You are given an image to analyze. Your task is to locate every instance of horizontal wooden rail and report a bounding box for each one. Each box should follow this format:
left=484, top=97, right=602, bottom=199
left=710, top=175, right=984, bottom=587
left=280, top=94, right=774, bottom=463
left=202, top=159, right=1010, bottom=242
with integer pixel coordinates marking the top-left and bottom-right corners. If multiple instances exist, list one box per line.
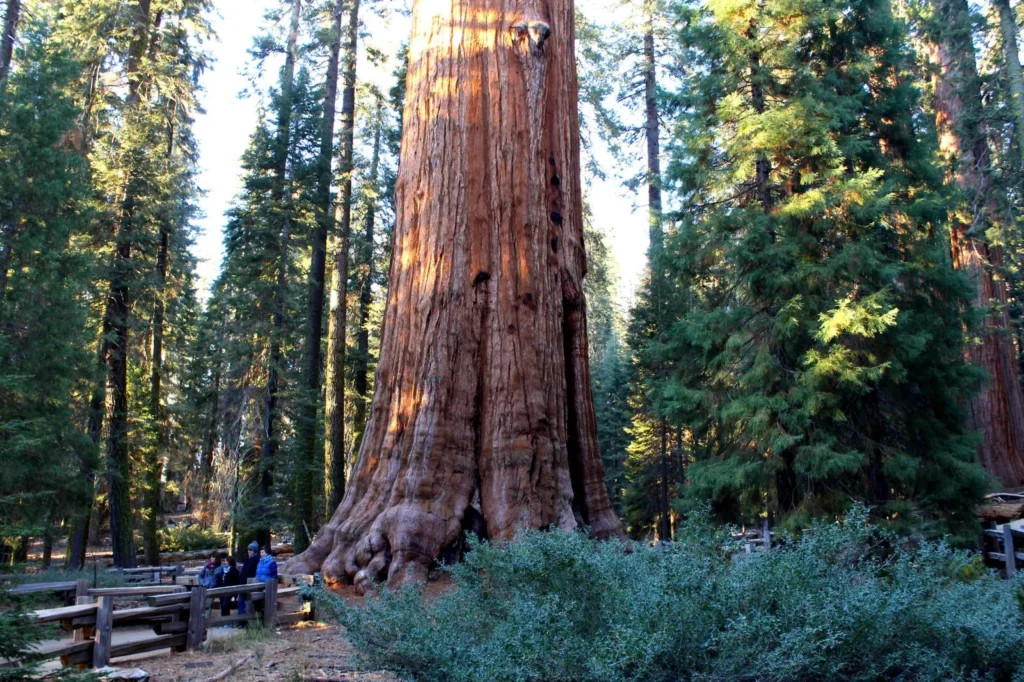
left=13, top=575, right=315, bottom=670
left=88, top=585, right=185, bottom=598
left=31, top=603, right=98, bottom=625
left=8, top=581, right=78, bottom=595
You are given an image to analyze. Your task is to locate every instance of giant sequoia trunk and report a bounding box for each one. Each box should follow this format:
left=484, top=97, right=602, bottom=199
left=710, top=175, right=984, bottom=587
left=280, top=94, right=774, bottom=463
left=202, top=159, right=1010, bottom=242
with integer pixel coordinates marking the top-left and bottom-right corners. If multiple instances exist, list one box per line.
left=285, top=0, right=622, bottom=589
left=931, top=0, right=1024, bottom=487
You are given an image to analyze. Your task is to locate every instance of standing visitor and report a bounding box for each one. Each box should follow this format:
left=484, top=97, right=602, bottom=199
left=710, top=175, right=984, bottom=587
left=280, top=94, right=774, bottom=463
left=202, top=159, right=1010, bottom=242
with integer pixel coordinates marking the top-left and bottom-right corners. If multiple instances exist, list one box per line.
left=199, top=553, right=218, bottom=589
left=238, top=541, right=260, bottom=615
left=216, top=555, right=241, bottom=618
left=256, top=546, right=278, bottom=582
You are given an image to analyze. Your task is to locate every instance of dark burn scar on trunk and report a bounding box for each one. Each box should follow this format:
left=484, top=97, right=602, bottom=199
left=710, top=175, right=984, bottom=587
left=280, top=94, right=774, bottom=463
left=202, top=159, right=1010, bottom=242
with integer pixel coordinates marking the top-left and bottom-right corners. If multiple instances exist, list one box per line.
left=551, top=237, right=559, bottom=252
left=473, top=271, right=491, bottom=286
left=522, top=292, right=536, bottom=309
left=551, top=175, right=560, bottom=187
left=550, top=211, right=563, bottom=225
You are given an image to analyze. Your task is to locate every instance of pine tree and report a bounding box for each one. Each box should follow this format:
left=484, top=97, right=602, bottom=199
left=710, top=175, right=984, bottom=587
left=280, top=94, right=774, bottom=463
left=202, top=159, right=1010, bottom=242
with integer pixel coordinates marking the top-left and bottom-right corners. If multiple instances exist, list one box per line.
left=662, top=0, right=987, bottom=535
left=0, top=7, right=95, bottom=562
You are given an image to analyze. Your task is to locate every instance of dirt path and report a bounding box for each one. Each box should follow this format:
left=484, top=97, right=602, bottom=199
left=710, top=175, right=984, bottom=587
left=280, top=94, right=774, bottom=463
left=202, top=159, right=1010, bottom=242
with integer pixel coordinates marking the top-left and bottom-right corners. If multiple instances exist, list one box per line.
left=137, top=623, right=397, bottom=682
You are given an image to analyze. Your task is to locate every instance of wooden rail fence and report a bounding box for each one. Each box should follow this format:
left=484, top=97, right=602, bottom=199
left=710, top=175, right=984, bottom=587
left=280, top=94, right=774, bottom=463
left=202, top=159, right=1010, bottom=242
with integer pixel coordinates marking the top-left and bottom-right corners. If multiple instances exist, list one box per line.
left=3, top=576, right=313, bottom=670
left=982, top=522, right=1024, bottom=577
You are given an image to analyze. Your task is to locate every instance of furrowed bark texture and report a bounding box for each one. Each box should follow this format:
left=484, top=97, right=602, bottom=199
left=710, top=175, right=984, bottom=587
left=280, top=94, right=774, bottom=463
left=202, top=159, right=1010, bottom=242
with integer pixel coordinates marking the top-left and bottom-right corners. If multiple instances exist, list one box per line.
left=931, top=0, right=1024, bottom=487
left=285, top=0, right=622, bottom=589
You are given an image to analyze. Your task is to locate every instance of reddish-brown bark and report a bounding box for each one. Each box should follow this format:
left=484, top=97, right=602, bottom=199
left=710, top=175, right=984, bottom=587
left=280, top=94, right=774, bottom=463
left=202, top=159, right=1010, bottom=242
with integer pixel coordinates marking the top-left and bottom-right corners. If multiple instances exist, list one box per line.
left=285, top=0, right=622, bottom=590
left=930, top=0, right=1024, bottom=488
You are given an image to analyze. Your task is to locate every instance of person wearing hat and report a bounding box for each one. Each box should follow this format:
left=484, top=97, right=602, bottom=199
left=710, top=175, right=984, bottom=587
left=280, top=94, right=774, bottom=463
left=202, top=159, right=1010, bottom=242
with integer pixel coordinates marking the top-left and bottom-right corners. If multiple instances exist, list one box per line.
left=237, top=541, right=260, bottom=616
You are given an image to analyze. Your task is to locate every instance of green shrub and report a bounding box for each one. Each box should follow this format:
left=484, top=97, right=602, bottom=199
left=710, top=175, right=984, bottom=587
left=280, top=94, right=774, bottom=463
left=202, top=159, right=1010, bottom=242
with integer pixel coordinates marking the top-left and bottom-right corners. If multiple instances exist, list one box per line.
left=321, top=509, right=1024, bottom=682
left=0, top=592, right=40, bottom=681
left=158, top=524, right=225, bottom=552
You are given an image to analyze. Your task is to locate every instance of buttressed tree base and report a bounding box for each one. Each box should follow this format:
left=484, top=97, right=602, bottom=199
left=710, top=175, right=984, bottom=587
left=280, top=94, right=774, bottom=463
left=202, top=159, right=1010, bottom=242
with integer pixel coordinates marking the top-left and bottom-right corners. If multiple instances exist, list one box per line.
left=284, top=0, right=623, bottom=591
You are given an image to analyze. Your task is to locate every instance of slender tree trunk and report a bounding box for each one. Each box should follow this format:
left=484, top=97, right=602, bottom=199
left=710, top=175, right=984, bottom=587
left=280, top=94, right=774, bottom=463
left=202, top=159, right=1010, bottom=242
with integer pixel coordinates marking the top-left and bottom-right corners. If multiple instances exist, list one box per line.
left=643, top=14, right=662, bottom=253
left=144, top=220, right=170, bottom=566
left=100, top=0, right=154, bottom=569
left=0, top=0, right=20, bottom=90
left=260, top=0, right=302, bottom=549
left=199, top=369, right=221, bottom=528
left=353, top=110, right=382, bottom=457
left=297, top=0, right=345, bottom=533
left=658, top=418, right=670, bottom=540
left=286, top=0, right=622, bottom=590
left=0, top=0, right=22, bottom=294
left=930, top=0, right=1024, bottom=487
left=321, top=0, right=360, bottom=530
left=996, top=0, right=1024, bottom=164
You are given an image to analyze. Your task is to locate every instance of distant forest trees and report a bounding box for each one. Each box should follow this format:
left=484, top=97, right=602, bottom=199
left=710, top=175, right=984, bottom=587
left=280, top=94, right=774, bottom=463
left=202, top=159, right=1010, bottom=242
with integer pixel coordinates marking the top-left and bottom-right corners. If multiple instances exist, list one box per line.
left=3, top=0, right=1024, bottom=570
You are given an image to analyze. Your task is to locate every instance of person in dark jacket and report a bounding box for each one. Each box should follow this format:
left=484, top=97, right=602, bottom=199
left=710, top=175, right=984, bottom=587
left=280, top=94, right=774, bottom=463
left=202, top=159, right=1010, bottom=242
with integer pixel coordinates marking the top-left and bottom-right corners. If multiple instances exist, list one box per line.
left=216, top=556, right=241, bottom=618
left=238, top=541, right=260, bottom=616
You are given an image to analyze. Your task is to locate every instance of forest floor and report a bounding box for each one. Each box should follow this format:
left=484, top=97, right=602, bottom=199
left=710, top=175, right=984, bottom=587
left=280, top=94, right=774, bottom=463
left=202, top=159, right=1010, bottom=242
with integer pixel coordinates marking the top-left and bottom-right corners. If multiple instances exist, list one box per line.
left=113, top=621, right=398, bottom=682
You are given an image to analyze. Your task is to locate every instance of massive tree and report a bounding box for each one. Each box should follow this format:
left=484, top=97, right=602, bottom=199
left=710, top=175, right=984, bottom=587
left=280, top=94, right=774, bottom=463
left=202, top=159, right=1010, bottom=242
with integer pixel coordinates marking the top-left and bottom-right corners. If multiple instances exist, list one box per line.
left=286, top=0, right=622, bottom=589
left=929, top=0, right=1024, bottom=488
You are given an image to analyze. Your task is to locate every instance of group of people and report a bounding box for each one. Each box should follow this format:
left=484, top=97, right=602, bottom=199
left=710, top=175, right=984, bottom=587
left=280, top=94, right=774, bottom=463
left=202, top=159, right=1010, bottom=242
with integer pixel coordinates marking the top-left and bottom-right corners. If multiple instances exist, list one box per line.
left=197, top=542, right=279, bottom=620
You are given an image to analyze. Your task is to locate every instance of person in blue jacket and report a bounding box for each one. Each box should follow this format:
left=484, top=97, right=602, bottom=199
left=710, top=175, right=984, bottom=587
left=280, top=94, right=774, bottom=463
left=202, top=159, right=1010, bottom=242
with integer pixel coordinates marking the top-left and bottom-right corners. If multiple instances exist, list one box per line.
left=198, top=553, right=219, bottom=589
left=255, top=547, right=278, bottom=582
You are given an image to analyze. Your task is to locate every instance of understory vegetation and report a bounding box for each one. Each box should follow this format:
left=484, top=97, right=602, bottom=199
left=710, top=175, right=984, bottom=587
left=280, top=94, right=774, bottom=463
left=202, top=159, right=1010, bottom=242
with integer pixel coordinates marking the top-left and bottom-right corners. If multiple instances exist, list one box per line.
left=157, top=525, right=226, bottom=553
left=324, top=510, right=1024, bottom=682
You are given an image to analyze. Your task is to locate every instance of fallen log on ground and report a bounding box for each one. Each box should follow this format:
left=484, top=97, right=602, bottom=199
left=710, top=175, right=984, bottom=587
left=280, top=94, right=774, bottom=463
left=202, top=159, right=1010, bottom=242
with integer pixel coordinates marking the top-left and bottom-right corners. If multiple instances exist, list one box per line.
left=977, top=502, right=1024, bottom=523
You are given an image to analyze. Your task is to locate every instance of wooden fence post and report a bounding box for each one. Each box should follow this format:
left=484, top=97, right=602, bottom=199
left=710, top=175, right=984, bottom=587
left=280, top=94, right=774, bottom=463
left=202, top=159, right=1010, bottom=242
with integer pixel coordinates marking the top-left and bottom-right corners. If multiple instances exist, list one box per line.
left=186, top=586, right=207, bottom=651
left=92, top=596, right=113, bottom=668
left=73, top=595, right=95, bottom=643
left=1004, top=525, right=1017, bottom=578
left=263, top=580, right=278, bottom=629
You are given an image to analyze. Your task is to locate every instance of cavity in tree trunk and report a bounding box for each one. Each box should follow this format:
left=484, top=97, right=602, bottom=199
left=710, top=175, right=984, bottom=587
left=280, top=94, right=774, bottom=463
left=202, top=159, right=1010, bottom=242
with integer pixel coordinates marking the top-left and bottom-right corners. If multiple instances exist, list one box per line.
left=260, top=0, right=302, bottom=549
left=930, top=0, right=1024, bottom=487
left=285, top=0, right=622, bottom=591
left=297, top=0, right=345, bottom=535
left=321, top=0, right=361, bottom=529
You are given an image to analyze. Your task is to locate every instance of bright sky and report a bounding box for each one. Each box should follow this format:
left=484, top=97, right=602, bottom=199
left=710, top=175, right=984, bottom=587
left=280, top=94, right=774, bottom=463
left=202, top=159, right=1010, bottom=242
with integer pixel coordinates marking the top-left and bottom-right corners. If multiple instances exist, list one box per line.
left=192, top=1, right=650, bottom=308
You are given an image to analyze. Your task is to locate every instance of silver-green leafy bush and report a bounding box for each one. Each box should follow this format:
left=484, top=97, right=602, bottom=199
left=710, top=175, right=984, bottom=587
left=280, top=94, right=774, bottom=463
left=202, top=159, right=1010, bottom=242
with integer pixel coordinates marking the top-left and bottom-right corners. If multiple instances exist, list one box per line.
left=321, top=509, right=1024, bottom=682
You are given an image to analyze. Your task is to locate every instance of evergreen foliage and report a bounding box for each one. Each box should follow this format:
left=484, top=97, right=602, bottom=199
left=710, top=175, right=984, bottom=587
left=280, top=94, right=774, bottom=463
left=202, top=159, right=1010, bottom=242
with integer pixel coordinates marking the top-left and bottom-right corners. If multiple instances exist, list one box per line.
left=325, top=511, right=1024, bottom=682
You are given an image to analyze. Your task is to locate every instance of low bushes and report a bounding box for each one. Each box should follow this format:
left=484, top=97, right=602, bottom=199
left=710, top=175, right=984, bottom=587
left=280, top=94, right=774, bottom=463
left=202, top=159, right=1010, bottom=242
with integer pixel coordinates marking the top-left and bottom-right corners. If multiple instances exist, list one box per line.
left=158, top=524, right=224, bottom=552
left=322, top=509, right=1024, bottom=682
